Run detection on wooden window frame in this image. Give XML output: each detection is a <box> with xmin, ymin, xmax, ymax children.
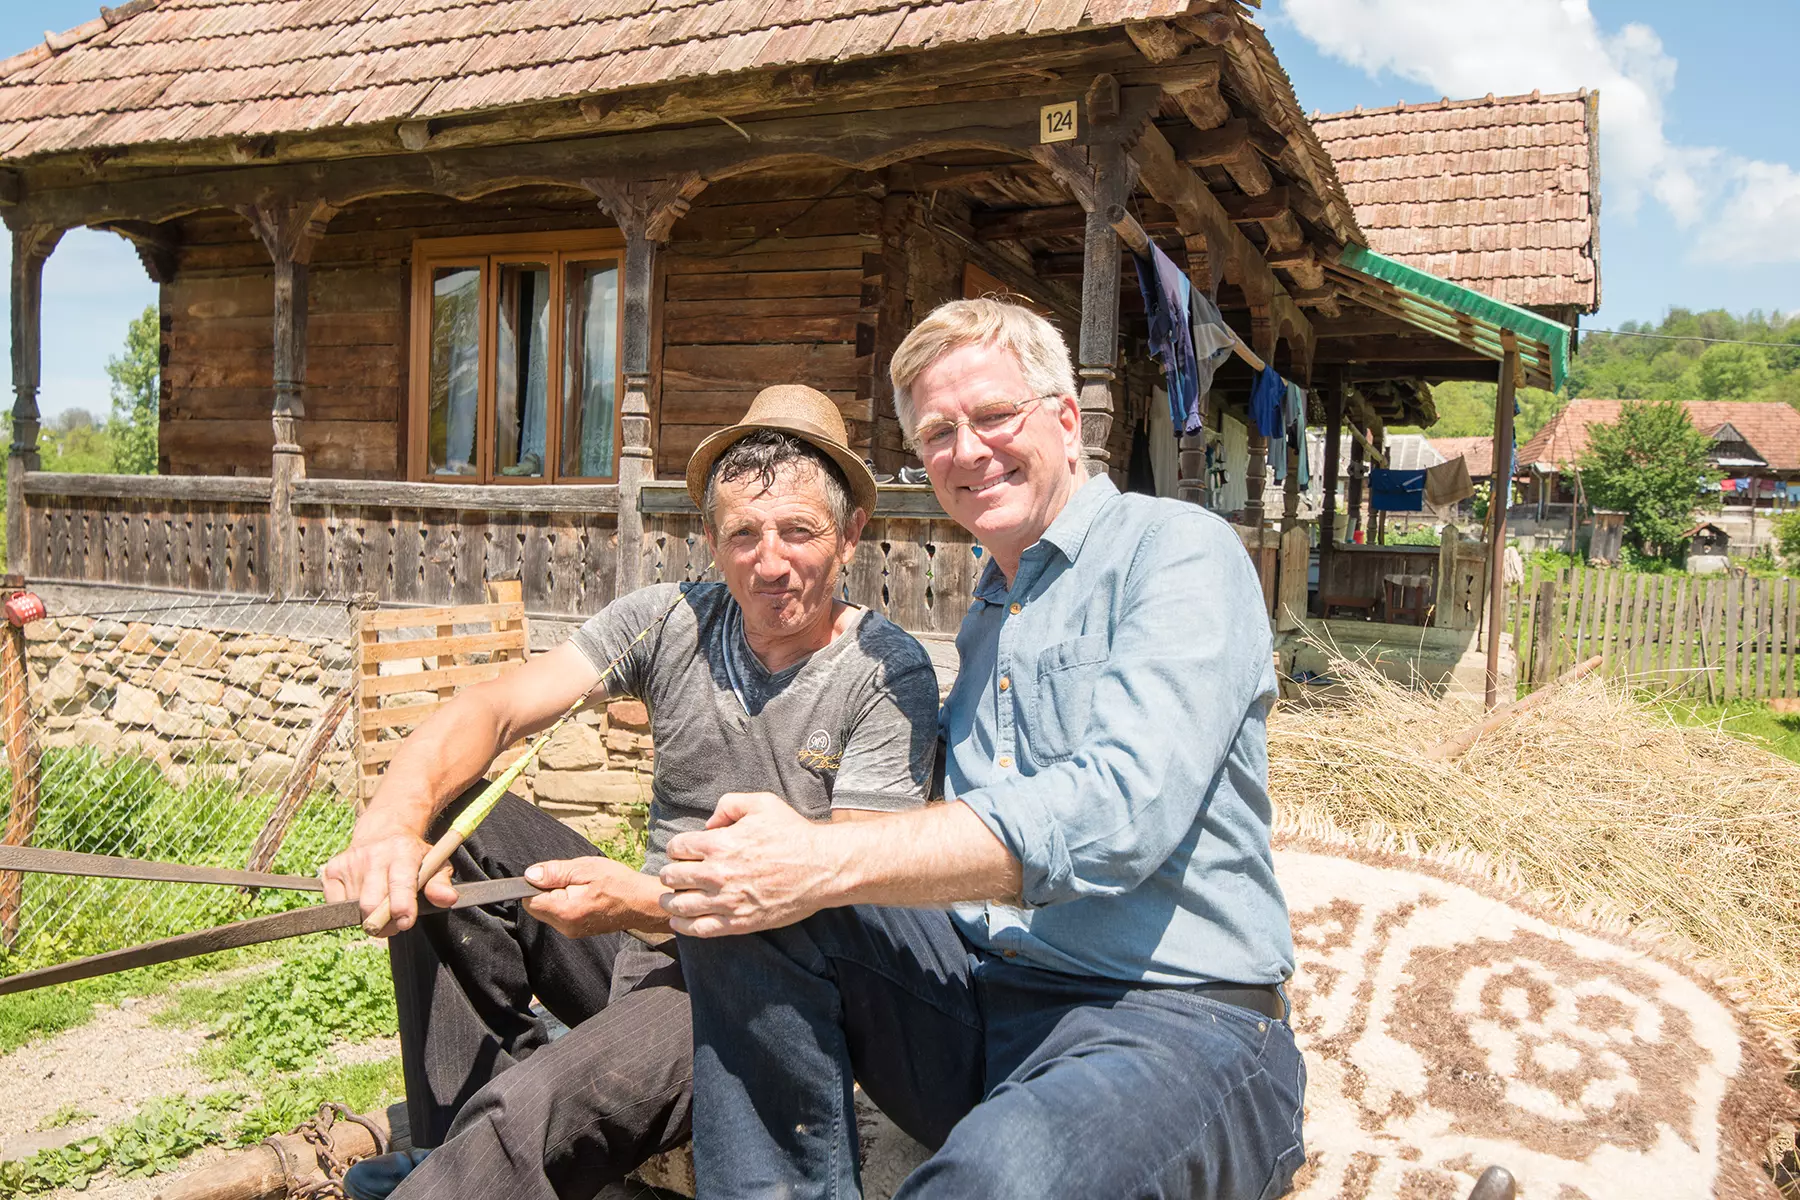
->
<box><xmin>408</xmin><ymin>230</ymin><xmax>627</xmax><ymax>484</ymax></box>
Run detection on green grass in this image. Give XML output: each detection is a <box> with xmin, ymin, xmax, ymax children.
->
<box><xmin>0</xmin><ymin>746</ymin><xmax>356</xmax><ymax>977</ymax></box>
<box><xmin>1656</xmin><ymin>698</ymin><xmax>1800</xmax><ymax>765</ymax></box>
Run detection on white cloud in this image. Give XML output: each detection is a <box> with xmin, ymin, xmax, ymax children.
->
<box><xmin>1277</xmin><ymin>0</ymin><xmax>1800</xmax><ymax>264</ymax></box>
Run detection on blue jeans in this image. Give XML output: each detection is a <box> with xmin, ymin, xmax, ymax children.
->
<box><xmin>679</xmin><ymin>906</ymin><xmax>1306</xmax><ymax>1199</ymax></box>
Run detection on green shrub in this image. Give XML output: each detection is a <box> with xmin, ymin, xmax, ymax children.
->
<box><xmin>1775</xmin><ymin>510</ymin><xmax>1800</xmax><ymax>568</ymax></box>
<box><xmin>212</xmin><ymin>937</ymin><xmax>397</xmax><ymax>1077</ymax></box>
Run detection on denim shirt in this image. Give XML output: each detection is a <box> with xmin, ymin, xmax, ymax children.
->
<box><xmin>945</xmin><ymin>475</ymin><xmax>1295</xmax><ymax>987</ymax></box>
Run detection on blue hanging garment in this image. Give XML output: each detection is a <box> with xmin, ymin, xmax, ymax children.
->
<box><xmin>1250</xmin><ymin>366</ymin><xmax>1284</xmax><ymax>439</ymax></box>
<box><xmin>1130</xmin><ymin>243</ymin><xmax>1200</xmax><ymax>437</ymax></box>
<box><xmin>1369</xmin><ymin>468</ymin><xmax>1426</xmax><ymax>513</ymax></box>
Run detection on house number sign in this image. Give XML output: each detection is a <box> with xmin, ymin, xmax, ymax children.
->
<box><xmin>1039</xmin><ymin>101</ymin><xmax>1077</xmax><ymax>143</ymax></box>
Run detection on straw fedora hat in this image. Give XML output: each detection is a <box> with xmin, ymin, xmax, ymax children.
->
<box><xmin>685</xmin><ymin>384</ymin><xmax>879</xmax><ymax>517</ymax></box>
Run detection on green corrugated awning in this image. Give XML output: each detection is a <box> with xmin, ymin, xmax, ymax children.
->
<box><xmin>1331</xmin><ymin>243</ymin><xmax>1571</xmax><ymax>392</ymax></box>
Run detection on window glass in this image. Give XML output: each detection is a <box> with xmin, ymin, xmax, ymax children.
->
<box><xmin>493</xmin><ymin>262</ymin><xmax>551</xmax><ymax>479</ymax></box>
<box><xmin>561</xmin><ymin>261</ymin><xmax>619</xmax><ymax>478</ymax></box>
<box><xmin>426</xmin><ymin>266</ymin><xmax>481</xmax><ymax>477</ymax></box>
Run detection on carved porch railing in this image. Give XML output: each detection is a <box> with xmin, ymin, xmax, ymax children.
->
<box><xmin>17</xmin><ymin>475</ymin><xmax>982</xmax><ymax>635</ymax></box>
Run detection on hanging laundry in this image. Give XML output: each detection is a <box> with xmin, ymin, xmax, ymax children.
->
<box><xmin>1130</xmin><ymin>244</ymin><xmax>1200</xmax><ymax>438</ymax></box>
<box><xmin>1424</xmin><ymin>456</ymin><xmax>1475</xmax><ymax>508</ymax></box>
<box><xmin>1188</xmin><ymin>289</ymin><xmax>1236</xmax><ymax>431</ymax></box>
<box><xmin>1250</xmin><ymin>366</ymin><xmax>1284</xmax><ymax>439</ymax></box>
<box><xmin>1284</xmin><ymin>382</ymin><xmax>1310</xmax><ymax>487</ymax></box>
<box><xmin>1369</xmin><ymin>467</ymin><xmax>1426</xmax><ymax>513</ymax></box>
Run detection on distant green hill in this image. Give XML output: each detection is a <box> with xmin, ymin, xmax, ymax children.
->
<box><xmin>1407</xmin><ymin>308</ymin><xmax>1800</xmax><ymax>441</ymax></box>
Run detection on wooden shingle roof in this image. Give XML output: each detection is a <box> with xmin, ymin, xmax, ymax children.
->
<box><xmin>0</xmin><ymin>0</ymin><xmax>1200</xmax><ymax>161</ymax></box>
<box><xmin>1518</xmin><ymin>400</ymin><xmax>1800</xmax><ymax>473</ymax></box>
<box><xmin>1312</xmin><ymin>90</ymin><xmax>1600</xmax><ymax>314</ymax></box>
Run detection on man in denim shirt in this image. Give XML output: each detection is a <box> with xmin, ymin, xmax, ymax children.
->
<box><xmin>662</xmin><ymin>299</ymin><xmax>1305</xmax><ymax>1199</ymax></box>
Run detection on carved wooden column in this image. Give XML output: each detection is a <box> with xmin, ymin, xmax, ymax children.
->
<box><xmin>1032</xmin><ymin>76</ymin><xmax>1136</xmax><ymax>478</ymax></box>
<box><xmin>1245</xmin><ymin>432</ymin><xmax>1268</xmax><ymax>526</ymax></box>
<box><xmin>1074</xmin><ymin>141</ymin><xmax>1126</xmax><ymax>477</ymax></box>
<box><xmin>585</xmin><ymin>174</ymin><xmax>706</xmax><ymax>599</ymax></box>
<box><xmin>1177</xmin><ymin>429</ymin><xmax>1208</xmax><ymax>507</ymax></box>
<box><xmin>238</xmin><ymin>199</ymin><xmax>336</xmax><ymax>599</ymax></box>
<box><xmin>7</xmin><ymin>225</ymin><xmax>62</xmax><ymax>575</ymax></box>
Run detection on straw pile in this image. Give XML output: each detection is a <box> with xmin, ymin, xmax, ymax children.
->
<box><xmin>1269</xmin><ymin>658</ymin><xmax>1800</xmax><ymax>1052</ymax></box>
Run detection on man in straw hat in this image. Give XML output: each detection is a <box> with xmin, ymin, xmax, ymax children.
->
<box><xmin>665</xmin><ymin>299</ymin><xmax>1304</xmax><ymax>1199</ymax></box>
<box><xmin>322</xmin><ymin>385</ymin><xmax>940</xmax><ymax>1200</ymax></box>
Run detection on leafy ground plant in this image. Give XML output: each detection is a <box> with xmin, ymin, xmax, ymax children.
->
<box><xmin>206</xmin><ymin>936</ymin><xmax>398</xmax><ymax>1078</ymax></box>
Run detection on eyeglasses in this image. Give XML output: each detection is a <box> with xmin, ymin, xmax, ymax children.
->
<box><xmin>912</xmin><ymin>395</ymin><xmax>1054</xmax><ymax>456</ymax></box>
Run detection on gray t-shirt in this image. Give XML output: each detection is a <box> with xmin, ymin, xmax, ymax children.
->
<box><xmin>570</xmin><ymin>583</ymin><xmax>939</xmax><ymax>871</ymax></box>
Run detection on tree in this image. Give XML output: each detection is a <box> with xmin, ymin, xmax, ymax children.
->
<box><xmin>106</xmin><ymin>304</ymin><xmax>159</xmax><ymax>474</ymax></box>
<box><xmin>1577</xmin><ymin>400</ymin><xmax>1717</xmax><ymax>560</ymax></box>
<box><xmin>1695</xmin><ymin>343</ymin><xmax>1769</xmax><ymax>401</ymax></box>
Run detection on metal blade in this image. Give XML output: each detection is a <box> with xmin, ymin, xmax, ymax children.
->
<box><xmin>0</xmin><ymin>845</ymin><xmax>326</xmax><ymax>892</ymax></box>
<box><xmin>0</xmin><ymin>877</ymin><xmax>542</xmax><ymax>995</ymax></box>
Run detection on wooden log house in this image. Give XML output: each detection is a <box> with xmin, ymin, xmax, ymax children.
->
<box><xmin>0</xmin><ymin>0</ymin><xmax>1570</xmax><ymax>670</ymax></box>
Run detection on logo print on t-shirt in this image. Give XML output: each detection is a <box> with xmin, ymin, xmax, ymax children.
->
<box><xmin>796</xmin><ymin>728</ymin><xmax>842</xmax><ymax>772</ymax></box>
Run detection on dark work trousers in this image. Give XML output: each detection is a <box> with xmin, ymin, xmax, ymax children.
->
<box><xmin>385</xmin><ymin>788</ymin><xmax>692</xmax><ymax>1200</ymax></box>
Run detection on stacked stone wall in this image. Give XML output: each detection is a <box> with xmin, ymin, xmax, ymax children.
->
<box><xmin>22</xmin><ymin>616</ymin><xmax>657</xmax><ymax>839</ymax></box>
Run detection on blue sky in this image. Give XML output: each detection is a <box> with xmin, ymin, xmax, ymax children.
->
<box><xmin>2</xmin><ymin>0</ymin><xmax>1799</xmax><ymax>418</ymax></box>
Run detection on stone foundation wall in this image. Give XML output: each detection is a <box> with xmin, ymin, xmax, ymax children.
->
<box><xmin>23</xmin><ymin>616</ymin><xmax>657</xmax><ymax>836</ymax></box>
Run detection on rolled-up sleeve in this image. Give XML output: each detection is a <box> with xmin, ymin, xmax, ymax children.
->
<box><xmin>954</xmin><ymin>511</ymin><xmax>1272</xmax><ymax>907</ymax></box>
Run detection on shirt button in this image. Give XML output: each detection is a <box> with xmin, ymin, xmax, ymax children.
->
<box><xmin>998</xmin><ymin>755</ymin><xmax>1013</xmax><ymax>768</ymax></box>
<box><xmin>998</xmin><ymin>676</ymin><xmax>1011</xmax><ymax>692</ymax></box>
<box><xmin>1008</xmin><ymin>602</ymin><xmax>1022</xmax><ymax>615</ymax></box>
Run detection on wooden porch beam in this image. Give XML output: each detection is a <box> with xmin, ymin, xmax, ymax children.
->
<box><xmin>6</xmin><ymin>224</ymin><xmax>62</xmax><ymax>573</ymax></box>
<box><xmin>236</xmin><ymin>197</ymin><xmax>337</xmax><ymax>599</ymax></box>
<box><xmin>584</xmin><ymin>174</ymin><xmax>709</xmax><ymax>598</ymax></box>
<box><xmin>4</xmin><ymin>88</ymin><xmax>1166</xmax><ymax>231</ymax></box>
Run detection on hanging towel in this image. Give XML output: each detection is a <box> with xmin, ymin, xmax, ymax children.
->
<box><xmin>1424</xmin><ymin>456</ymin><xmax>1475</xmax><ymax>508</ymax></box>
<box><xmin>1131</xmin><ymin>244</ymin><xmax>1200</xmax><ymax>437</ymax></box>
<box><xmin>1369</xmin><ymin>467</ymin><xmax>1426</xmax><ymax>513</ymax></box>
<box><xmin>1188</xmin><ymin>288</ymin><xmax>1236</xmax><ymax>429</ymax></box>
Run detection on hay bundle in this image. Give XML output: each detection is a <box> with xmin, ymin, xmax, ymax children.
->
<box><xmin>1269</xmin><ymin>659</ymin><xmax>1800</xmax><ymax>1048</ymax></box>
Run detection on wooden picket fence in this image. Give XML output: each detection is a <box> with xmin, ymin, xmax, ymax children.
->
<box><xmin>1510</xmin><ymin>564</ymin><xmax>1800</xmax><ymax>701</ymax></box>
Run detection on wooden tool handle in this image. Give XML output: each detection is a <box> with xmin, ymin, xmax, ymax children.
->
<box><xmin>362</xmin><ymin>830</ymin><xmax>468</xmax><ymax>935</ymax></box>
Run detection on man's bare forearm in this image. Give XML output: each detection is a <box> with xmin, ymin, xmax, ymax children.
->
<box><xmin>820</xmin><ymin>802</ymin><xmax>1022</xmax><ymax>909</ymax></box>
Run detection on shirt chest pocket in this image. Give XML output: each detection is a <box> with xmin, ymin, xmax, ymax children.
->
<box><xmin>1021</xmin><ymin>634</ymin><xmax>1109</xmax><ymax>762</ymax></box>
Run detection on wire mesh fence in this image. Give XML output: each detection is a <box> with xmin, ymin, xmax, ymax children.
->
<box><xmin>0</xmin><ymin>587</ymin><xmax>363</xmax><ymax>975</ymax></box>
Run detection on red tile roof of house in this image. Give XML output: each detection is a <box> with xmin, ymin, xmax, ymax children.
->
<box><xmin>0</xmin><ymin>0</ymin><xmax>1202</xmax><ymax>161</ymax></box>
<box><xmin>1312</xmin><ymin>90</ymin><xmax>1600</xmax><ymax>313</ymax></box>
<box><xmin>1517</xmin><ymin>399</ymin><xmax>1800</xmax><ymax>473</ymax></box>
<box><xmin>1427</xmin><ymin>435</ymin><xmax>1493</xmax><ymax>478</ymax></box>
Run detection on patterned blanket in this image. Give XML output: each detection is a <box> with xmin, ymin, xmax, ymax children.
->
<box><xmin>1276</xmin><ymin>825</ymin><xmax>1793</xmax><ymax>1199</ymax></box>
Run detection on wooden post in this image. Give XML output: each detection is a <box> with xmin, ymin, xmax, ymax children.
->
<box><xmin>1280</xmin><ymin>443</ymin><xmax>1301</xmax><ymax>532</ymax></box>
<box><xmin>1177</xmin><ymin>429</ymin><xmax>1208</xmax><ymax>507</ymax></box>
<box><xmin>7</xmin><ymin>226</ymin><xmax>62</xmax><ymax>576</ymax></box>
<box><xmin>1485</xmin><ymin>341</ymin><xmax>1520</xmax><ymax>708</ymax></box>
<box><xmin>1316</xmin><ymin>380</ymin><xmax>1343</xmax><ymax>614</ymax></box>
<box><xmin>0</xmin><ymin>578</ymin><xmax>41</xmax><ymax>947</ymax></box>
<box><xmin>236</xmin><ymin>200</ymin><xmax>337</xmax><ymax>600</ymax></box>
<box><xmin>1246</xmin><ymin>432</ymin><xmax>1268</xmax><ymax>526</ymax></box>
<box><xmin>1075</xmin><ymin>142</ymin><xmax>1126</xmax><ymax>477</ymax></box>
<box><xmin>1345</xmin><ymin>432</ymin><xmax>1365</xmax><ymax>543</ymax></box>
<box><xmin>585</xmin><ymin>175</ymin><xmax>706</xmax><ymax>600</ymax></box>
